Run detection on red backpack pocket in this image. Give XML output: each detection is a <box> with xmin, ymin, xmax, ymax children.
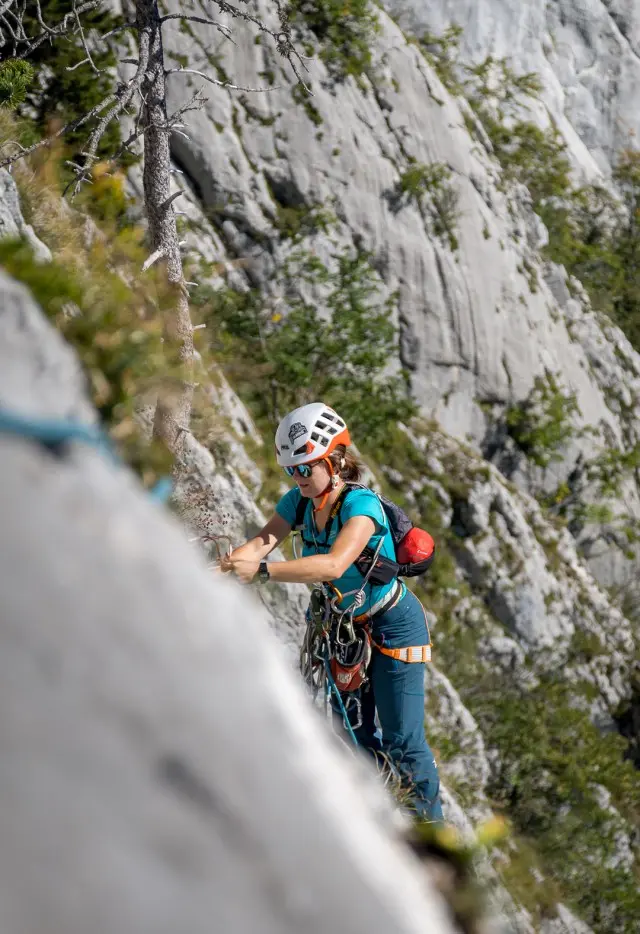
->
<box><xmin>396</xmin><ymin>527</ymin><xmax>436</xmax><ymax>578</ymax></box>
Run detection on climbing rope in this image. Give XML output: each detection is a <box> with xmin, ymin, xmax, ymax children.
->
<box><xmin>299</xmin><ymin>603</ymin><xmax>363</xmax><ymax>749</ymax></box>
<box><xmin>322</xmin><ymin>652</ymin><xmax>359</xmax><ymax>747</ymax></box>
<box><xmin>0</xmin><ymin>406</ymin><xmax>173</xmax><ymax>503</ymax></box>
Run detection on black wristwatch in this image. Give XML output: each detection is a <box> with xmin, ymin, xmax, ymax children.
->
<box><xmin>257</xmin><ymin>561</ymin><xmax>270</xmax><ymax>584</ymax></box>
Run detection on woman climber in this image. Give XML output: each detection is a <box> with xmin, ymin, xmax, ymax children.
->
<box><xmin>220</xmin><ymin>402</ymin><xmax>443</xmax><ymax>824</ymax></box>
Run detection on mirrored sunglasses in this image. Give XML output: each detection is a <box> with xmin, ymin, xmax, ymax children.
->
<box><xmin>284</xmin><ymin>462</ymin><xmax>315</xmax><ymax>479</ymax></box>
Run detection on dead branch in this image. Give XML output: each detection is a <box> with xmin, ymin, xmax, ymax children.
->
<box><xmin>159</xmin><ymin>13</ymin><xmax>233</xmax><ymax>42</ymax></box>
<box><xmin>142</xmin><ymin>246</ymin><xmax>167</xmax><ymax>271</ymax></box>
<box><xmin>113</xmin><ymin>89</ymin><xmax>206</xmax><ymax>160</ymax></box>
<box><xmin>71</xmin><ymin>0</ymin><xmax>100</xmax><ymax>74</ymax></box>
<box><xmin>161</xmin><ymin>190</ymin><xmax>184</xmax><ymax>210</ymax></box>
<box><xmin>165</xmin><ymin>66</ymin><xmax>278</xmax><ymax>93</ymax></box>
<box><xmin>11</xmin><ymin>0</ymin><xmax>104</xmax><ymax>59</ymax></box>
<box><xmin>102</xmin><ymin>21</ymin><xmax>136</xmax><ymax>39</ymax></box>
<box><xmin>0</xmin><ymin>92</ymin><xmax>118</xmax><ymax>168</ymax></box>
<box><xmin>64</xmin><ymin>43</ymin><xmax>151</xmax><ymax>194</ymax></box>
<box><xmin>203</xmin><ymin>0</ymin><xmax>311</xmax><ymax>91</ymax></box>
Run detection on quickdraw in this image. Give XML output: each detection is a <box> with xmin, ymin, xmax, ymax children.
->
<box><xmin>299</xmin><ymin>587</ymin><xmax>368</xmax><ymax>747</ymax></box>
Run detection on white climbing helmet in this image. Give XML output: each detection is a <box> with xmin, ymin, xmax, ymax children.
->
<box><xmin>275</xmin><ymin>402</ymin><xmax>351</xmax><ymax>468</ymax></box>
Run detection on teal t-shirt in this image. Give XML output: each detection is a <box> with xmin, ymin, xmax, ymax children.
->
<box><xmin>275</xmin><ymin>485</ymin><xmax>397</xmax><ymax>613</ymax></box>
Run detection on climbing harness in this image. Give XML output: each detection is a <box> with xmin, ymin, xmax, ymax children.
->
<box><xmin>0</xmin><ymin>407</ymin><xmax>173</xmax><ymax>503</ymax></box>
<box><xmin>298</xmin><ymin>523</ymin><xmax>387</xmax><ymax>745</ymax></box>
<box><xmin>299</xmin><ymin>588</ymin><xmax>365</xmax><ymax>746</ymax></box>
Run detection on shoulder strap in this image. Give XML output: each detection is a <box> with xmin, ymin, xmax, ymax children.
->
<box><xmin>293</xmin><ymin>493</ymin><xmax>307</xmax><ymax>531</ymax></box>
<box><xmin>292</xmin><ymin>489</ymin><xmax>347</xmax><ymax>542</ymax></box>
<box><xmin>321</xmin><ymin>485</ymin><xmax>351</xmax><ymax>543</ymax></box>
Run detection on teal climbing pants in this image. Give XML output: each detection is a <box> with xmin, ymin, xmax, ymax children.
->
<box><xmin>342</xmin><ymin>588</ymin><xmax>444</xmax><ymax>823</ymax></box>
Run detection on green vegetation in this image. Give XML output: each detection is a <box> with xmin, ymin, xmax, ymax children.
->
<box><xmin>413</xmin><ymin>24</ymin><xmax>463</xmax><ymax>93</ymax></box>
<box><xmin>291</xmin><ymin>82</ymin><xmax>324</xmax><ymax>126</ymax></box>
<box><xmin>0</xmin><ymin>61</ymin><xmax>35</xmax><ymax>109</ymax></box>
<box><xmin>395</xmin><ymin>162</ymin><xmax>460</xmax><ymax>250</ymax></box>
<box><xmin>287</xmin><ymin>0</ymin><xmax>380</xmax><ymax>81</ymax></box>
<box><xmin>505</xmin><ymin>372</ymin><xmax>580</xmax><ymax>467</ymax></box>
<box><xmin>475</xmin><ymin>677</ymin><xmax>640</xmax><ymax>932</ymax></box>
<box><xmin>539</xmin><ymin>441</ymin><xmax>640</xmax><ymax>557</ymax></box>
<box><xmin>271</xmin><ymin>198</ymin><xmax>337</xmax><ymax>242</ymax></box>
<box><xmin>0</xmin><ymin>238</ymin><xmax>170</xmax><ymax>486</ymax></box>
<box><xmin>373</xmin><ymin>421</ymin><xmax>640</xmax><ymax>932</ymax></box>
<box><xmin>463</xmin><ymin>49</ymin><xmax>640</xmax><ymax>356</ymax></box>
<box><xmin>543</xmin><ymin>151</ymin><xmax>640</xmax><ymax>352</ymax></box>
<box><xmin>413</xmin><ymin>25</ymin><xmax>640</xmax><ymax>354</ymax></box>
<box><xmin>429</xmin><ymin>538</ymin><xmax>640</xmax><ymax>931</ymax></box>
<box><xmin>0</xmin><ymin>145</ymin><xmax>224</xmax><ymax>487</ymax></box>
<box><xmin>8</xmin><ymin>0</ymin><xmax>129</xmax><ymax>166</ymax></box>
<box><xmin>192</xmin><ymin>246</ymin><xmax>416</xmax><ymax>447</ymax></box>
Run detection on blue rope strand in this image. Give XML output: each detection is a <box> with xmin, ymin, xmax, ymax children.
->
<box><xmin>0</xmin><ymin>408</ymin><xmax>118</xmax><ymax>460</ymax></box>
<box><xmin>323</xmin><ymin>653</ymin><xmax>359</xmax><ymax>747</ymax></box>
<box><xmin>0</xmin><ymin>407</ymin><xmax>173</xmax><ymax>504</ymax></box>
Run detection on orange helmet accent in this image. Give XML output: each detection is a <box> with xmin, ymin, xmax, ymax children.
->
<box><xmin>275</xmin><ymin>403</ymin><xmax>351</xmax><ymax>468</ymax></box>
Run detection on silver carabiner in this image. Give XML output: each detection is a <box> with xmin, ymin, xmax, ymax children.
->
<box><xmin>344</xmin><ymin>694</ymin><xmax>363</xmax><ymax>731</ymax></box>
<box><xmin>334</xmin><ymin>611</ymin><xmax>356</xmax><ymax>647</ymax></box>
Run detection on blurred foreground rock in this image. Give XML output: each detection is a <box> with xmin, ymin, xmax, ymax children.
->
<box><xmin>0</xmin><ymin>270</ymin><xmax>459</xmax><ymax>933</ymax></box>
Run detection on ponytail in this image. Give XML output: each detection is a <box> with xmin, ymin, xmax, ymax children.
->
<box><xmin>328</xmin><ymin>444</ymin><xmax>361</xmax><ymax>482</ymax></box>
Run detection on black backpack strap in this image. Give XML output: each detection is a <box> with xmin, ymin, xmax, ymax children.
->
<box><xmin>328</xmin><ymin>483</ymin><xmax>387</xmax><ymax>541</ymax></box>
<box><xmin>293</xmin><ymin>493</ymin><xmax>307</xmax><ymax>531</ymax></box>
<box><xmin>293</xmin><ymin>485</ymin><xmax>352</xmax><ymax>549</ymax></box>
<box><xmin>320</xmin><ymin>485</ymin><xmax>351</xmax><ymax>543</ymax></box>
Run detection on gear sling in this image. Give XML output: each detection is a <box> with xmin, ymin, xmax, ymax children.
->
<box><xmin>296</xmin><ymin>484</ymin><xmax>435</xmax><ymax>722</ymax></box>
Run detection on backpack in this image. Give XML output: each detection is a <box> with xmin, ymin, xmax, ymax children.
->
<box><xmin>293</xmin><ymin>483</ymin><xmax>435</xmax><ymax>580</ymax></box>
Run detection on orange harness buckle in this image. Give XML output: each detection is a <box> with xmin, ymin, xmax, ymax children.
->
<box><xmin>373</xmin><ymin>643</ymin><xmax>432</xmax><ymax>663</ymax></box>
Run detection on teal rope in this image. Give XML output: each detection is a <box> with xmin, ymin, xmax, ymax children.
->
<box><xmin>0</xmin><ymin>408</ymin><xmax>117</xmax><ymax>460</ymax></box>
<box><xmin>323</xmin><ymin>652</ymin><xmax>359</xmax><ymax>747</ymax></box>
<box><xmin>0</xmin><ymin>407</ymin><xmax>173</xmax><ymax>504</ymax></box>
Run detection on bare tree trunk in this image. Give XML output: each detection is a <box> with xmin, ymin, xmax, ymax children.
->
<box><xmin>136</xmin><ymin>0</ymin><xmax>194</xmax><ymax>460</ymax></box>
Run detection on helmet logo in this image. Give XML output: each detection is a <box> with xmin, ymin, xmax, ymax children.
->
<box><xmin>288</xmin><ymin>422</ymin><xmax>307</xmax><ymax>444</ymax></box>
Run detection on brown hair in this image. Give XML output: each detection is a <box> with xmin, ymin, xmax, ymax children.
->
<box><xmin>327</xmin><ymin>444</ymin><xmax>361</xmax><ymax>482</ymax></box>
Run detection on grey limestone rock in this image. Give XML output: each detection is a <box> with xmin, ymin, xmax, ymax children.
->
<box><xmin>155</xmin><ymin>0</ymin><xmax>640</xmax><ymax>594</ymax></box>
<box><xmin>385</xmin><ymin>0</ymin><xmax>640</xmax><ymax>178</ymax></box>
<box><xmin>0</xmin><ymin>270</ymin><xmax>462</xmax><ymax>934</ymax></box>
<box><xmin>0</xmin><ymin>168</ymin><xmax>51</xmax><ymax>262</ymax></box>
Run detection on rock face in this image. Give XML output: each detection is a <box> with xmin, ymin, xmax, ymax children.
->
<box><xmin>152</xmin><ymin>0</ymin><xmax>640</xmax><ymax>600</ymax></box>
<box><xmin>6</xmin><ymin>0</ymin><xmax>640</xmax><ymax>927</ymax></box>
<box><xmin>0</xmin><ymin>169</ymin><xmax>52</xmax><ymax>262</ymax></box>
<box><xmin>0</xmin><ymin>270</ymin><xmax>462</xmax><ymax>933</ymax></box>
<box><xmin>385</xmin><ymin>0</ymin><xmax>640</xmax><ymax>177</ymax></box>
<box><xmin>125</xmin><ymin>7</ymin><xmax>638</xmax><ymax>924</ymax></box>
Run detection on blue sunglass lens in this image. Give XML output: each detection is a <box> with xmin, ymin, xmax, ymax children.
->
<box><xmin>285</xmin><ymin>464</ymin><xmax>313</xmax><ymax>478</ymax></box>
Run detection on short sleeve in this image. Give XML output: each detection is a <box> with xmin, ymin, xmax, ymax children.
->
<box><xmin>275</xmin><ymin>486</ymin><xmax>302</xmax><ymax>526</ymax></box>
<box><xmin>341</xmin><ymin>489</ymin><xmax>387</xmax><ymax>536</ymax></box>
